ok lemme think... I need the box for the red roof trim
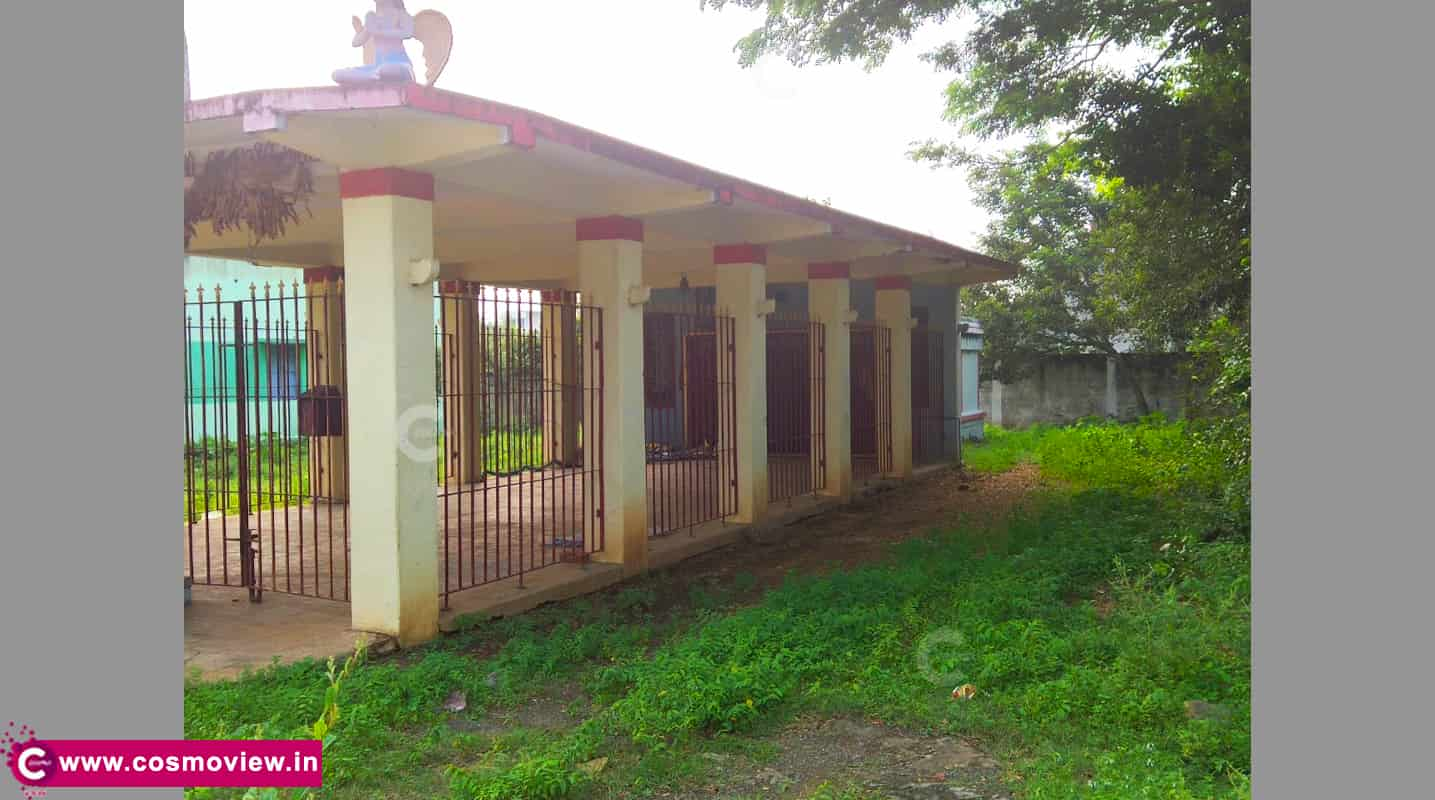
[808,262,851,280]
[576,216,644,242]
[713,243,767,266]
[338,168,435,201]
[874,275,912,291]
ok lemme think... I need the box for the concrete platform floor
[185,459,739,604]
[183,461,925,681]
[184,586,376,679]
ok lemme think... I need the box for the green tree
[958,141,1165,410]
[703,0,1249,211]
[704,0,1251,407]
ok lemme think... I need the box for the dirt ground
[633,462,1043,613]
[458,686,1013,799]
[457,463,1044,799]
[676,716,1011,800]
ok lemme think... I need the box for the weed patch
[187,421,1249,799]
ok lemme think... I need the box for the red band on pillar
[303,266,342,283]
[807,262,850,280]
[576,216,644,242]
[714,243,767,265]
[338,168,436,201]
[875,275,912,291]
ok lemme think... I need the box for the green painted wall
[185,257,311,440]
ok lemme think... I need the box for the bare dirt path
[674,716,1011,800]
[636,463,1043,614]
[514,463,1044,799]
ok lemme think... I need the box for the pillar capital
[304,266,343,284]
[808,261,851,280]
[874,275,912,292]
[338,167,435,201]
[576,216,644,242]
[539,288,578,303]
[714,243,767,266]
[438,279,464,294]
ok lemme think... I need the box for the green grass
[183,436,313,523]
[969,415,1238,495]
[183,429,551,522]
[967,414,1251,538]
[961,424,1055,474]
[187,418,1250,800]
[459,429,549,477]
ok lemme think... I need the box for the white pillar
[304,266,349,502]
[808,263,853,501]
[875,276,914,478]
[340,167,440,646]
[438,281,480,485]
[714,244,770,523]
[541,290,581,466]
[576,217,648,575]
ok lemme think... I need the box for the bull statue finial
[333,1,453,86]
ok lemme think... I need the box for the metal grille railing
[643,304,738,537]
[850,321,893,482]
[183,278,350,602]
[766,312,826,503]
[434,283,603,606]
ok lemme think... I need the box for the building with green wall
[184,257,310,440]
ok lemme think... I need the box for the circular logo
[914,627,970,687]
[11,741,56,786]
[397,405,440,463]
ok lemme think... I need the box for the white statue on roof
[333,1,453,86]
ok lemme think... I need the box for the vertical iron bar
[233,301,257,601]
[247,289,265,599]
[439,300,451,608]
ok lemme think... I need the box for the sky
[184,0,1005,250]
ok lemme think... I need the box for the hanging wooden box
[298,385,344,437]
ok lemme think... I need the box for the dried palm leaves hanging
[183,143,317,252]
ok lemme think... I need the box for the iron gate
[765,312,827,503]
[434,284,604,607]
[183,278,350,602]
[850,321,893,482]
[912,326,953,464]
[643,304,738,537]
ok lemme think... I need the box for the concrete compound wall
[980,353,1192,429]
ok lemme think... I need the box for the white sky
[184,0,1003,250]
